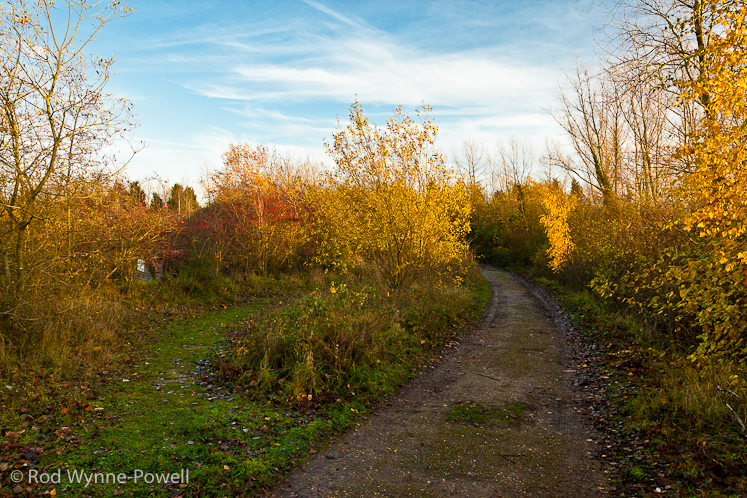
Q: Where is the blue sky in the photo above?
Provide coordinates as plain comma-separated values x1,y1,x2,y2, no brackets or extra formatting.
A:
95,0,602,190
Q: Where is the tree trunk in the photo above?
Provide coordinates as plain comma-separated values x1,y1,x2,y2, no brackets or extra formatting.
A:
692,0,712,116
15,222,27,294
1,240,10,283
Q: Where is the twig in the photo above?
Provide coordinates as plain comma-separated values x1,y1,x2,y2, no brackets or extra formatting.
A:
725,403,746,433
717,385,741,399
472,372,502,383
500,453,516,464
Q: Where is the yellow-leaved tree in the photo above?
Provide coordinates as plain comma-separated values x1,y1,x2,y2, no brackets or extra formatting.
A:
540,183,577,273
671,0,747,358
0,0,135,300
314,102,472,289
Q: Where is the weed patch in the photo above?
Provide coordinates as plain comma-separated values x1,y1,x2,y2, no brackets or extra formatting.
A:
214,270,487,407
445,401,530,426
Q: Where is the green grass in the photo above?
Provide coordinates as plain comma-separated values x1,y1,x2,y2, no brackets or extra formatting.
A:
3,301,280,496
1,268,490,497
137,261,320,305
2,299,362,496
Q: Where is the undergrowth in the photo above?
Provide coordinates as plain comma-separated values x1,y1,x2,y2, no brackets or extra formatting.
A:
0,263,316,380
529,273,747,497
0,263,324,487
214,268,490,408
0,265,490,497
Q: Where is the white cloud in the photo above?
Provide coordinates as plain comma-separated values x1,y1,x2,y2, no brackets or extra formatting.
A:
228,51,554,109
114,0,599,185
149,1,556,112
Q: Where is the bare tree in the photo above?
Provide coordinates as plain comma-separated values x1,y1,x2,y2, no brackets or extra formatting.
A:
546,1,734,209
453,138,486,185
0,0,135,295
549,63,627,205
618,79,674,203
602,0,731,117
491,136,535,193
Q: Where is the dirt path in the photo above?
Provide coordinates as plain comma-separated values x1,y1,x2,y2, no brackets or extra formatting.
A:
269,267,608,497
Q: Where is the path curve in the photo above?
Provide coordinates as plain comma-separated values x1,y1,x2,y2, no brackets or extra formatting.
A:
269,267,607,497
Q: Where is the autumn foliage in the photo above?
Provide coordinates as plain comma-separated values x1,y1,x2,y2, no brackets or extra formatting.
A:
470,0,747,362
583,1,747,359
183,144,317,277
314,102,472,289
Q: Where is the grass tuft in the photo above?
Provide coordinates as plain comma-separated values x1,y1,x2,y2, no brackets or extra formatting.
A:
445,401,530,426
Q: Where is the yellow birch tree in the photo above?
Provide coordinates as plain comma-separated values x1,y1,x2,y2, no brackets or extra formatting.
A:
315,102,472,289
672,0,747,357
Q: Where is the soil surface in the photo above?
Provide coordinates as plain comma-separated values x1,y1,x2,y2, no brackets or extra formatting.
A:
268,267,608,497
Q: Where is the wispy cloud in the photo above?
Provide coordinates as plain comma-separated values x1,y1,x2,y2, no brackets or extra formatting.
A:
226,50,554,109
300,0,371,31
111,0,599,183
177,13,558,118
130,1,562,115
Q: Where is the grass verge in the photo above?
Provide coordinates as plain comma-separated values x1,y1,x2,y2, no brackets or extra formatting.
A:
528,274,747,497
0,267,490,497
214,269,489,407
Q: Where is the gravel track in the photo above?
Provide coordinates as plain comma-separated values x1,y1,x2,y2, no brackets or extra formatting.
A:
268,267,608,497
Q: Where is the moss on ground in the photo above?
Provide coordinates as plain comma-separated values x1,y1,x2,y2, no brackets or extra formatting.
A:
445,401,529,426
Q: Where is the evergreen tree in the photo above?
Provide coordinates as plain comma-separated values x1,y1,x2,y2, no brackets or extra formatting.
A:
128,181,147,205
